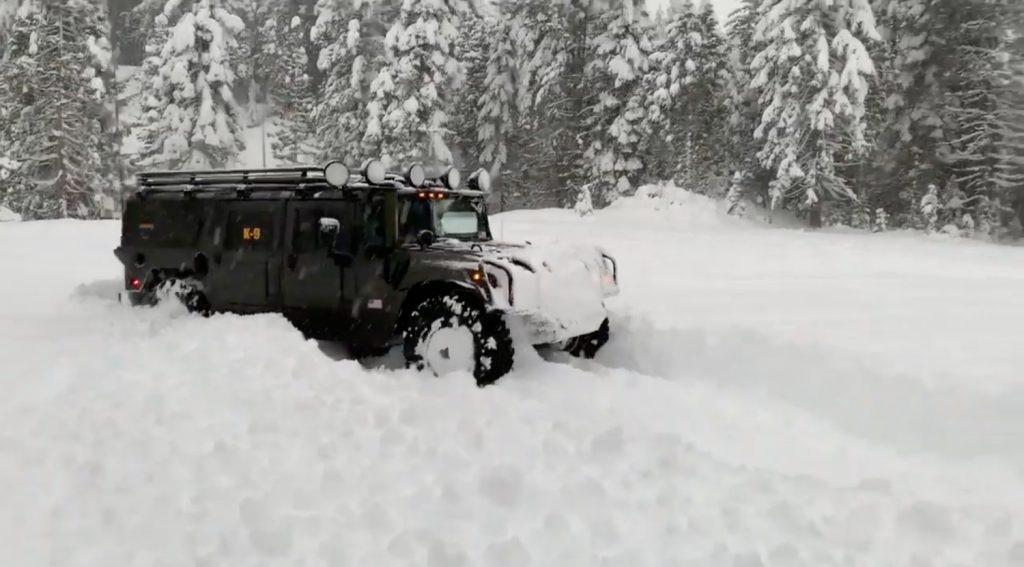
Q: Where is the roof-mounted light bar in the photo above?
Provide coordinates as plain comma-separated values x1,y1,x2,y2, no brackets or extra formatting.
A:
406,163,426,187
441,166,461,190
468,168,491,193
324,161,350,188
362,159,387,185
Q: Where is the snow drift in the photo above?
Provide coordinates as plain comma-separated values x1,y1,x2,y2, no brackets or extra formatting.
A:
1,187,1024,566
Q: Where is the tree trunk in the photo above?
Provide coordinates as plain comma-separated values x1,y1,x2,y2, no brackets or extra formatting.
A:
809,201,823,228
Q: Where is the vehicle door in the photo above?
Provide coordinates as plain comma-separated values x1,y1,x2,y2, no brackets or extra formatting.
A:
281,201,352,319
216,200,282,309
348,193,416,334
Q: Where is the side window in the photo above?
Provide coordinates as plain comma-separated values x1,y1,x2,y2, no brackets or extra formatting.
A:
400,199,433,242
225,209,275,251
127,200,204,247
292,207,325,253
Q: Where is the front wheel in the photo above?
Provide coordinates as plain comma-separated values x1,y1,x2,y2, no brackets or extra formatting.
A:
403,294,514,387
564,318,610,359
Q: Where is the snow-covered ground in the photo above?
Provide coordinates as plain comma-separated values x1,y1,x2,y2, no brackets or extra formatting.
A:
2,189,1024,566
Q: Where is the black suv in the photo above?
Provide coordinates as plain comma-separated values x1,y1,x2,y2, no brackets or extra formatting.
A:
114,160,619,385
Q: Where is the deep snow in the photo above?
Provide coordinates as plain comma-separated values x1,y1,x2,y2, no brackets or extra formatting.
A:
2,188,1024,566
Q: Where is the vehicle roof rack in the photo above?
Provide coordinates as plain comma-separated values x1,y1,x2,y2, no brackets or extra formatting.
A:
136,166,329,190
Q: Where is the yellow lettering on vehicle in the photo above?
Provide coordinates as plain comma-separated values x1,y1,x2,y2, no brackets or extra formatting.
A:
242,227,262,241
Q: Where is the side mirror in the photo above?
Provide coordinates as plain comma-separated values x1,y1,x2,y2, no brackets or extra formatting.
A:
319,217,341,241
319,217,352,260
416,229,436,249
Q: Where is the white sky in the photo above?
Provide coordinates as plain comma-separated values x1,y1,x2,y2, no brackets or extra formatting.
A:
646,0,744,21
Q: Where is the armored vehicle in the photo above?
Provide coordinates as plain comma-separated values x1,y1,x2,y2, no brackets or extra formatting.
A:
114,160,619,385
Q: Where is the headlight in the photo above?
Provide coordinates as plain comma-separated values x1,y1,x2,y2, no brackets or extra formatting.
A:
482,262,513,307
600,255,617,286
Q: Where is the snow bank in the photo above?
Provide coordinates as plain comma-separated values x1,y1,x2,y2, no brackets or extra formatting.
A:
3,210,1024,566
605,183,749,230
0,205,20,222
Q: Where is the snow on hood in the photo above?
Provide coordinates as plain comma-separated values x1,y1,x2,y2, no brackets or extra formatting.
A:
427,238,616,342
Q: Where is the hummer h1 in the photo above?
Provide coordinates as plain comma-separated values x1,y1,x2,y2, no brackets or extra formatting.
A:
114,160,619,385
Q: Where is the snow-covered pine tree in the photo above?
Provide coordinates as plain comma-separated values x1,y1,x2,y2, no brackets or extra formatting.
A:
448,8,489,172
137,0,245,170
476,7,516,177
311,0,375,163
365,0,467,167
942,2,1008,199
692,0,731,190
872,0,1023,227
751,0,881,209
231,0,275,127
0,0,113,219
583,0,654,204
723,0,766,193
0,0,18,58
646,0,729,191
992,12,1024,197
261,5,318,165
509,0,577,207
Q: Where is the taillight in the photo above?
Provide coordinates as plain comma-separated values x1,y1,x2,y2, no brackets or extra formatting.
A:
129,277,143,291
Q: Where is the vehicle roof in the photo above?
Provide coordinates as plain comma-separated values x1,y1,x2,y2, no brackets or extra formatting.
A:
134,167,487,200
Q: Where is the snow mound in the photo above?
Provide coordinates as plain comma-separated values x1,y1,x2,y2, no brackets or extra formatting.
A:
0,205,21,222
494,184,744,237
604,183,748,230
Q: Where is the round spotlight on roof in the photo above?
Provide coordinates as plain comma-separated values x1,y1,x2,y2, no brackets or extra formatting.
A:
406,163,426,187
362,159,387,185
442,166,462,190
324,161,350,188
468,168,492,193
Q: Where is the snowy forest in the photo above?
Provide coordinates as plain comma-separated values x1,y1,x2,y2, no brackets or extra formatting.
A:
1,0,1023,235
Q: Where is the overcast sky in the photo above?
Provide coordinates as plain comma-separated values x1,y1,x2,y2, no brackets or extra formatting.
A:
646,0,744,22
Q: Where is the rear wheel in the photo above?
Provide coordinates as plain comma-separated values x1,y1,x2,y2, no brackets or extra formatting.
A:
154,278,210,315
564,318,610,359
403,293,514,386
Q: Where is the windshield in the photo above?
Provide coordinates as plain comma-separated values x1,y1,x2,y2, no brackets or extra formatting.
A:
399,196,491,242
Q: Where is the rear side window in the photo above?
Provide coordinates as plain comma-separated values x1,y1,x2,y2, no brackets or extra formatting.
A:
225,209,276,251
124,199,204,247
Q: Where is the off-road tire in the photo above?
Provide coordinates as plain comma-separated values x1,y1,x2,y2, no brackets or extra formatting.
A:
154,278,211,316
565,318,610,359
403,293,514,387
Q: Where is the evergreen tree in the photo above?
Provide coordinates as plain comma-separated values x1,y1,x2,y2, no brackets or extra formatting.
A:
476,8,516,176
647,0,729,191
992,20,1024,195
583,1,654,203
870,0,1024,228
448,10,489,172
311,0,376,162
136,0,246,170
475,0,557,207
365,0,467,166
723,0,767,194
751,0,881,208
261,5,318,165
0,0,113,220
